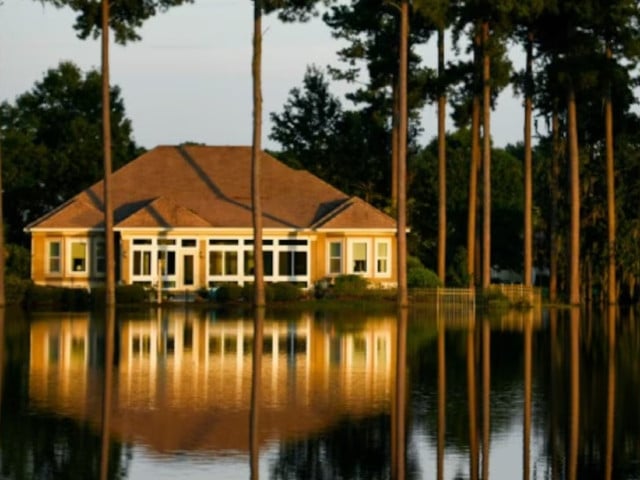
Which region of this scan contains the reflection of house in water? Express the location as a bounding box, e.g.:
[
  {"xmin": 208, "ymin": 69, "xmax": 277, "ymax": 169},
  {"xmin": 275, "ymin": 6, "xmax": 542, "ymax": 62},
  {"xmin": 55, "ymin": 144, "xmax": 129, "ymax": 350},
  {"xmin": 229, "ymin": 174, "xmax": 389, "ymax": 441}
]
[
  {"xmin": 29, "ymin": 314, "xmax": 102, "ymax": 417},
  {"xmin": 28, "ymin": 312, "xmax": 394, "ymax": 453}
]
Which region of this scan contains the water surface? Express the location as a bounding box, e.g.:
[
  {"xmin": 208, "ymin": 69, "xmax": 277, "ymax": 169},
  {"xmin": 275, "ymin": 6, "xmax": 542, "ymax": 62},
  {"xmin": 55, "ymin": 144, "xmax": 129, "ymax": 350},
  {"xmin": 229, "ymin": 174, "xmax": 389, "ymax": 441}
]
[{"xmin": 0, "ymin": 305, "xmax": 638, "ymax": 479}]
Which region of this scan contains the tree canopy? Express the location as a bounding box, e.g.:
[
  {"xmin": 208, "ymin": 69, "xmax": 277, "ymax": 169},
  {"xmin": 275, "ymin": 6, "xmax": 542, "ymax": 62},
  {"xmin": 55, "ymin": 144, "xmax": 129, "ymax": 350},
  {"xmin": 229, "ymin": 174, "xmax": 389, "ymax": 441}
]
[
  {"xmin": 39, "ymin": 0, "xmax": 194, "ymax": 43},
  {"xmin": 0, "ymin": 61, "xmax": 142, "ymax": 244}
]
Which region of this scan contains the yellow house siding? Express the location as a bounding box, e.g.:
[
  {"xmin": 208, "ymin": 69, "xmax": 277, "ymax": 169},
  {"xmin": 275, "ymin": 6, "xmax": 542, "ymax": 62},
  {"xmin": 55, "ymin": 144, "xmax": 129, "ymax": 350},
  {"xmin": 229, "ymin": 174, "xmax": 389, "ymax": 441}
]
[
  {"xmin": 120, "ymin": 237, "xmax": 130, "ymax": 285},
  {"xmin": 31, "ymin": 234, "xmax": 45, "ymax": 284}
]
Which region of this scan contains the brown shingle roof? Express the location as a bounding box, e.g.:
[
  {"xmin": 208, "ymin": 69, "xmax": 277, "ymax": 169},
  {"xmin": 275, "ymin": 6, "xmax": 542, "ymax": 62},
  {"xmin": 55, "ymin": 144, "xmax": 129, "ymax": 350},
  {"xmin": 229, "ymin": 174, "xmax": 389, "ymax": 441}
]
[
  {"xmin": 30, "ymin": 197, "xmax": 105, "ymax": 230},
  {"xmin": 313, "ymin": 197, "xmax": 396, "ymax": 230},
  {"xmin": 115, "ymin": 196, "xmax": 211, "ymax": 229},
  {"xmin": 27, "ymin": 145, "xmax": 396, "ymax": 231}
]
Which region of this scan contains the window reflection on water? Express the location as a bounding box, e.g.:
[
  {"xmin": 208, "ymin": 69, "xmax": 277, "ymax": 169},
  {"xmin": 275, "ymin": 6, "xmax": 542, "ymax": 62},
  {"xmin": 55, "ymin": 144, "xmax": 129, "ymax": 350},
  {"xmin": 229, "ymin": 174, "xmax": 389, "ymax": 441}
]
[{"xmin": 0, "ymin": 306, "xmax": 637, "ymax": 479}]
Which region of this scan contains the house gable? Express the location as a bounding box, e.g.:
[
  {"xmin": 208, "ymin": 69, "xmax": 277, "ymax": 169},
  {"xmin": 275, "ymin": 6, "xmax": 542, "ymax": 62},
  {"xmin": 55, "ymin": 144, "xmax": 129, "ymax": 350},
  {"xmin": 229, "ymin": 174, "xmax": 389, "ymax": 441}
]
[
  {"xmin": 115, "ymin": 196, "xmax": 212, "ymax": 229},
  {"xmin": 312, "ymin": 197, "xmax": 396, "ymax": 231}
]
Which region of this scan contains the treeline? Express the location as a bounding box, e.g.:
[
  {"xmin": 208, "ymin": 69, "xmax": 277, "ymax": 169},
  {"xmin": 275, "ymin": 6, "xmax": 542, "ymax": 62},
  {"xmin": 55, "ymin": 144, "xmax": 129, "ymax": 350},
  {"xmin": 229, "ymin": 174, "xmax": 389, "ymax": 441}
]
[
  {"xmin": 267, "ymin": 0, "xmax": 640, "ymax": 305},
  {"xmin": 2, "ymin": 1, "xmax": 640, "ymax": 305}
]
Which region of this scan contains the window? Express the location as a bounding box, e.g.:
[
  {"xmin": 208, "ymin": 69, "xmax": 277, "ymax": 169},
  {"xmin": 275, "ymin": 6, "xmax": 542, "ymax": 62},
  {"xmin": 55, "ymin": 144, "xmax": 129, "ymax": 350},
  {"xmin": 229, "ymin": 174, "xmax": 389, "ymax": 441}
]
[
  {"xmin": 47, "ymin": 240, "xmax": 62, "ymax": 274},
  {"xmin": 209, "ymin": 251, "xmax": 238, "ymax": 276},
  {"xmin": 181, "ymin": 239, "xmax": 197, "ymax": 247},
  {"xmin": 352, "ymin": 241, "xmax": 368, "ymax": 273},
  {"xmin": 70, "ymin": 241, "xmax": 87, "ymax": 273},
  {"xmin": 133, "ymin": 251, "xmax": 152, "ymax": 276},
  {"xmin": 158, "ymin": 250, "xmax": 176, "ymax": 276},
  {"xmin": 375, "ymin": 240, "xmax": 390, "ymax": 277},
  {"xmin": 209, "ymin": 239, "xmax": 238, "ymax": 246},
  {"xmin": 243, "ymin": 251, "xmax": 273, "ymax": 276},
  {"xmin": 328, "ymin": 241, "xmax": 342, "ymax": 274},
  {"xmin": 279, "ymin": 239, "xmax": 306, "ymax": 246},
  {"xmin": 279, "ymin": 251, "xmax": 307, "ymax": 276},
  {"xmin": 94, "ymin": 240, "xmax": 105, "ymax": 275},
  {"xmin": 244, "ymin": 251, "xmax": 254, "ymax": 275},
  {"xmin": 264, "ymin": 251, "xmax": 273, "ymax": 276}
]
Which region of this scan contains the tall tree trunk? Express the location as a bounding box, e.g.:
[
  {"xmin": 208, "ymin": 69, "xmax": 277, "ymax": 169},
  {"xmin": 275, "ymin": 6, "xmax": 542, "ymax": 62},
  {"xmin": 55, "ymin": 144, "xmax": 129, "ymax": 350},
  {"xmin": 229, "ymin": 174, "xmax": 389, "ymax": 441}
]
[
  {"xmin": 481, "ymin": 21, "xmax": 492, "ymax": 289},
  {"xmin": 0, "ymin": 141, "xmax": 4, "ymax": 307},
  {"xmin": 396, "ymin": 0, "xmax": 409, "ymax": 307},
  {"xmin": 567, "ymin": 86, "xmax": 581, "ymax": 305},
  {"xmin": 437, "ymin": 26, "xmax": 447, "ymax": 285},
  {"xmin": 549, "ymin": 106, "xmax": 561, "ymax": 303},
  {"xmin": 252, "ymin": 0, "xmax": 265, "ymax": 307},
  {"xmin": 523, "ymin": 31, "xmax": 533, "ymax": 287},
  {"xmin": 605, "ymin": 45, "xmax": 617, "ymax": 305},
  {"xmin": 467, "ymin": 26, "xmax": 481, "ymax": 288},
  {"xmin": 391, "ymin": 82, "xmax": 399, "ymax": 212},
  {"xmin": 102, "ymin": 0, "xmax": 115, "ymax": 306}
]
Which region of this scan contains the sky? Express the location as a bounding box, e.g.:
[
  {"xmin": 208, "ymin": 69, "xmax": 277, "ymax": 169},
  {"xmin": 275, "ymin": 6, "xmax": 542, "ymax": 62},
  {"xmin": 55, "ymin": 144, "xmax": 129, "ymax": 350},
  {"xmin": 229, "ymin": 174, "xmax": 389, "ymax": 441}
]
[{"xmin": 0, "ymin": 0, "xmax": 525, "ymax": 151}]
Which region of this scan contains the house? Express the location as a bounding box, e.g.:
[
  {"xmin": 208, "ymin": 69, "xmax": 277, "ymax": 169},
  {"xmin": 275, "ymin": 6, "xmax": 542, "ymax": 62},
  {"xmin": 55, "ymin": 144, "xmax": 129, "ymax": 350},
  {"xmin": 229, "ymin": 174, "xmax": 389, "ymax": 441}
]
[{"xmin": 26, "ymin": 145, "xmax": 397, "ymax": 291}]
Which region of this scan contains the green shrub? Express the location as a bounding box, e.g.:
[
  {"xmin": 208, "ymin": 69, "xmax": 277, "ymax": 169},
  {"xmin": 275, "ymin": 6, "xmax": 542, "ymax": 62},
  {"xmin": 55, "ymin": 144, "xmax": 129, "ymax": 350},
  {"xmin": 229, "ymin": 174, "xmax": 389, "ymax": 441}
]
[
  {"xmin": 407, "ymin": 257, "xmax": 442, "ymax": 288},
  {"xmin": 6, "ymin": 244, "xmax": 30, "ymax": 279},
  {"xmin": 216, "ymin": 284, "xmax": 244, "ymax": 303},
  {"xmin": 91, "ymin": 283, "xmax": 149, "ymax": 305},
  {"xmin": 116, "ymin": 284, "xmax": 148, "ymax": 304},
  {"xmin": 25, "ymin": 284, "xmax": 89, "ymax": 310},
  {"xmin": 5, "ymin": 275, "xmax": 31, "ymax": 305},
  {"xmin": 333, "ymin": 275, "xmax": 368, "ymax": 297},
  {"xmin": 270, "ymin": 282, "xmax": 302, "ymax": 302}
]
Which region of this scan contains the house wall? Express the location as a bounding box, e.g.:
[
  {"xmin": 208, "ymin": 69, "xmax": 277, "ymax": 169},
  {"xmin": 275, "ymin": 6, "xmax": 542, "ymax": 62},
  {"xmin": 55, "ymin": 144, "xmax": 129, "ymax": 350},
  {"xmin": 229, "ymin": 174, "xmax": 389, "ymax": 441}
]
[
  {"xmin": 314, "ymin": 232, "xmax": 397, "ymax": 287},
  {"xmin": 31, "ymin": 230, "xmax": 398, "ymax": 291},
  {"xmin": 31, "ymin": 231, "xmax": 105, "ymax": 289}
]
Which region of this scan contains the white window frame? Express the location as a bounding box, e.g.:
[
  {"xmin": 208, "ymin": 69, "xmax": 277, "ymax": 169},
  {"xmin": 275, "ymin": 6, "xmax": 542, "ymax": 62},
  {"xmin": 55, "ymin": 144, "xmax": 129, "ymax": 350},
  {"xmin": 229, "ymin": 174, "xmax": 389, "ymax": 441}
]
[
  {"xmin": 130, "ymin": 237, "xmax": 155, "ymax": 283},
  {"xmin": 374, "ymin": 239, "xmax": 391, "ymax": 278},
  {"xmin": 67, "ymin": 239, "xmax": 88, "ymax": 275},
  {"xmin": 157, "ymin": 239, "xmax": 178, "ymax": 289},
  {"xmin": 93, "ymin": 238, "xmax": 105, "ymax": 277},
  {"xmin": 206, "ymin": 239, "xmax": 243, "ymax": 286},
  {"xmin": 327, "ymin": 240, "xmax": 343, "ymax": 276},
  {"xmin": 178, "ymin": 241, "xmax": 199, "ymax": 289},
  {"xmin": 347, "ymin": 238, "xmax": 371, "ymax": 276},
  {"xmin": 46, "ymin": 239, "xmax": 63, "ymax": 275}
]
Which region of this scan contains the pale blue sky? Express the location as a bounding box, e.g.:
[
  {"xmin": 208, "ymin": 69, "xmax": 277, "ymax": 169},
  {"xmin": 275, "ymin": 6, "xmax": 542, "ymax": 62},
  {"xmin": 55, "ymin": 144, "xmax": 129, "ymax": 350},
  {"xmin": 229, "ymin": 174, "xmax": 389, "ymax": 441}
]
[{"xmin": 0, "ymin": 0, "xmax": 524, "ymax": 151}]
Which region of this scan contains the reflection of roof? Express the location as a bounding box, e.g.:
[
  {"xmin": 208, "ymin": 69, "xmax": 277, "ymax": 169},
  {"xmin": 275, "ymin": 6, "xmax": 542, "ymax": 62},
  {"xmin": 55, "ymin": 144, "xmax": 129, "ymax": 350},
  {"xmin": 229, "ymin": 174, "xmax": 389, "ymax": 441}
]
[{"xmin": 26, "ymin": 145, "xmax": 396, "ymax": 231}]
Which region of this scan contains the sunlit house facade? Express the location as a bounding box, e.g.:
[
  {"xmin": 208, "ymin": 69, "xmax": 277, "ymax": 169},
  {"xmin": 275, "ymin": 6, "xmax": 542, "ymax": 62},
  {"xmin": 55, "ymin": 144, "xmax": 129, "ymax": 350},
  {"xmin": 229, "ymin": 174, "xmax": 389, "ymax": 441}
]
[{"xmin": 25, "ymin": 145, "xmax": 397, "ymax": 291}]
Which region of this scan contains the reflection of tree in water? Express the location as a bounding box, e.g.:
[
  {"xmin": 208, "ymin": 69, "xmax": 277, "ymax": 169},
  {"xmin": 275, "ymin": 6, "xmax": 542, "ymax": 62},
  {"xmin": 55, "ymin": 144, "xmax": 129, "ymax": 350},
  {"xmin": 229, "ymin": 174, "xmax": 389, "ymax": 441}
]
[
  {"xmin": 0, "ymin": 317, "xmax": 129, "ymax": 480},
  {"xmin": 410, "ymin": 328, "xmax": 526, "ymax": 453},
  {"xmin": 270, "ymin": 414, "xmax": 420, "ymax": 480}
]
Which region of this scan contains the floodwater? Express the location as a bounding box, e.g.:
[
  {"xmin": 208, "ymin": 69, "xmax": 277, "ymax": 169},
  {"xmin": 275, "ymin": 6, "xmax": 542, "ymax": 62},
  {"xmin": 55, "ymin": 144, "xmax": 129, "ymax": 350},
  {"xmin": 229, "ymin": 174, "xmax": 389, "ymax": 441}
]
[{"xmin": 0, "ymin": 304, "xmax": 638, "ymax": 479}]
